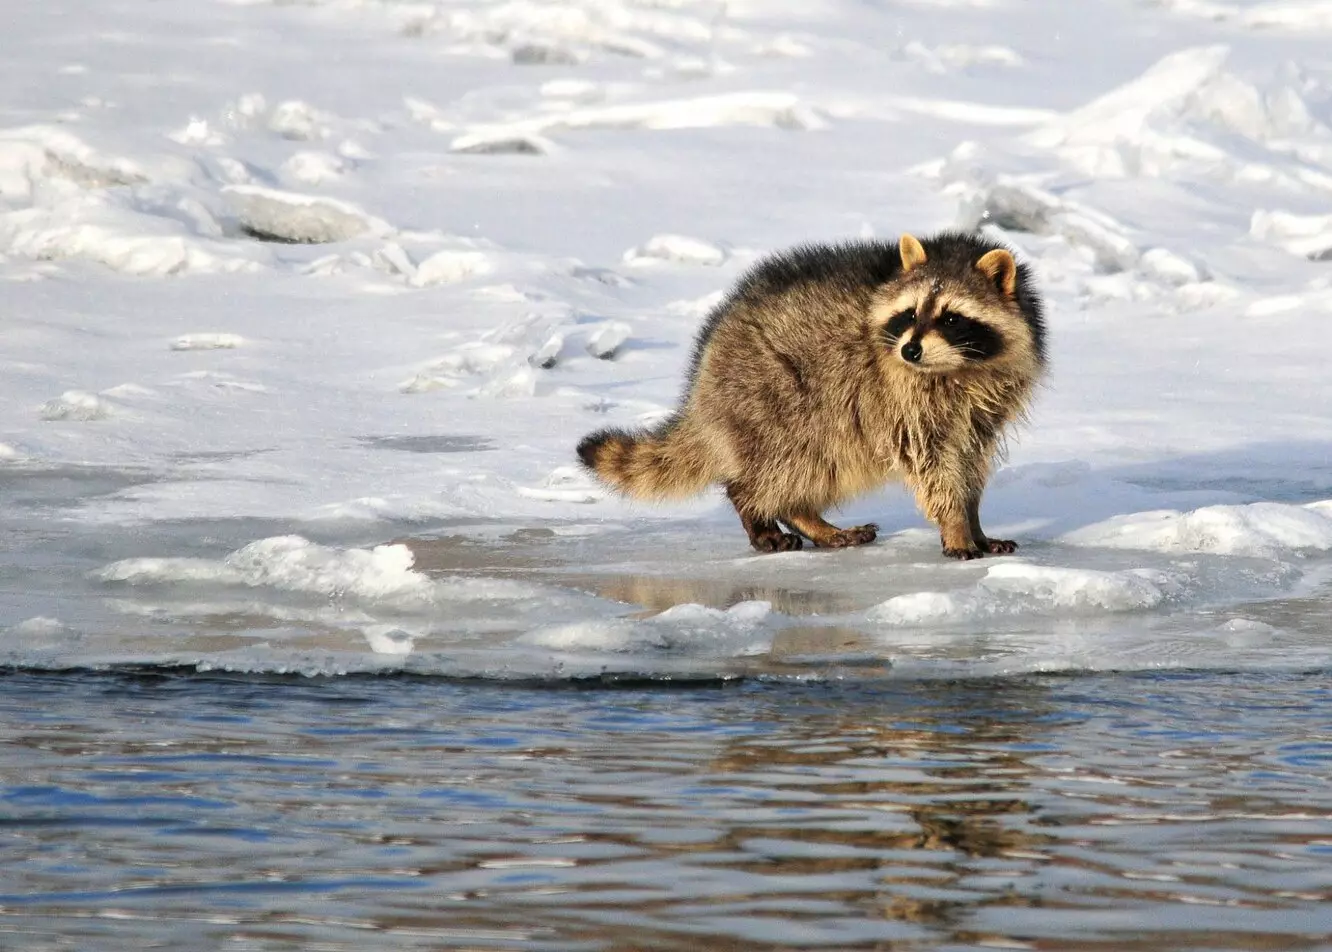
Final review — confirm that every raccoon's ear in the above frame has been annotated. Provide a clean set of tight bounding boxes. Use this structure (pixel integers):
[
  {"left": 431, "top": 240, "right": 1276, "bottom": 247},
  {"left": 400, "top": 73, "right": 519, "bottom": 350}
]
[
  {"left": 899, "top": 233, "right": 928, "bottom": 272},
  {"left": 976, "top": 248, "right": 1017, "bottom": 298}
]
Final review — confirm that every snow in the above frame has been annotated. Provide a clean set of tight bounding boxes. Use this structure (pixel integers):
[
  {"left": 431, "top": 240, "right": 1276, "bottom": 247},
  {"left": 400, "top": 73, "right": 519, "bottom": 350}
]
[
  {"left": 4, "top": 0, "right": 1332, "bottom": 679},
  {"left": 1064, "top": 501, "right": 1332, "bottom": 558},
  {"left": 1251, "top": 209, "right": 1332, "bottom": 260},
  {"left": 522, "top": 600, "right": 772, "bottom": 653},
  {"left": 867, "top": 564, "right": 1180, "bottom": 627},
  {"left": 95, "top": 535, "right": 536, "bottom": 608},
  {"left": 170, "top": 332, "right": 245, "bottom": 351},
  {"left": 38, "top": 390, "right": 115, "bottom": 422},
  {"left": 623, "top": 234, "right": 728, "bottom": 267},
  {"left": 222, "top": 185, "right": 392, "bottom": 244}
]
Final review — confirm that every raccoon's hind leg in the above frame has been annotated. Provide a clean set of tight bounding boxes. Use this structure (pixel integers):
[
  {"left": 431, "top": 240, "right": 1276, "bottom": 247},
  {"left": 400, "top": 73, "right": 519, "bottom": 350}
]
[
  {"left": 783, "top": 511, "right": 878, "bottom": 549},
  {"left": 726, "top": 484, "right": 802, "bottom": 553}
]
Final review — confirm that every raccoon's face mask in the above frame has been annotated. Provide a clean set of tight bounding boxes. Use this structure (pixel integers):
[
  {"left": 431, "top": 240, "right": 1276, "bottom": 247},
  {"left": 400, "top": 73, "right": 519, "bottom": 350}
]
[{"left": 882, "top": 306, "right": 1005, "bottom": 373}]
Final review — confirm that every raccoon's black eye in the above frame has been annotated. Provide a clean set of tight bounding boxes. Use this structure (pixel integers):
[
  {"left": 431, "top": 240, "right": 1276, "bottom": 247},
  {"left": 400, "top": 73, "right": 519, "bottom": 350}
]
[
  {"left": 934, "top": 311, "right": 1004, "bottom": 361},
  {"left": 883, "top": 309, "right": 917, "bottom": 342}
]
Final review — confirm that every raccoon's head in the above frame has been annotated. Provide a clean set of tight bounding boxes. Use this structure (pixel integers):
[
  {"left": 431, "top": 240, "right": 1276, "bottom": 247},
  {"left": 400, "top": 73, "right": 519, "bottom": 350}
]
[{"left": 871, "top": 232, "right": 1044, "bottom": 377}]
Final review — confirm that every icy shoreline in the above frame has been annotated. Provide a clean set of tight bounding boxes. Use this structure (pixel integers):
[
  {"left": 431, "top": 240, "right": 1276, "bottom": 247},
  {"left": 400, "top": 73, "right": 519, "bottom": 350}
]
[{"left": 4, "top": 0, "right": 1332, "bottom": 677}]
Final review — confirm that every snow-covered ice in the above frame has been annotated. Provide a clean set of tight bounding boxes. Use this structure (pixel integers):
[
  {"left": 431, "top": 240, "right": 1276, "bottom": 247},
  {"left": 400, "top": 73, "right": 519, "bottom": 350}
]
[
  {"left": 867, "top": 563, "right": 1182, "bottom": 626},
  {"left": 223, "top": 185, "right": 392, "bottom": 244},
  {"left": 1064, "top": 500, "right": 1332, "bottom": 558},
  {"left": 4, "top": 0, "right": 1332, "bottom": 679}
]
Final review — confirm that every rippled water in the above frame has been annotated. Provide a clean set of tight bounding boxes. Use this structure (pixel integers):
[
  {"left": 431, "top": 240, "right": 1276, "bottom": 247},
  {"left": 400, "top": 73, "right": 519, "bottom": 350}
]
[{"left": 2, "top": 669, "right": 1329, "bottom": 950}]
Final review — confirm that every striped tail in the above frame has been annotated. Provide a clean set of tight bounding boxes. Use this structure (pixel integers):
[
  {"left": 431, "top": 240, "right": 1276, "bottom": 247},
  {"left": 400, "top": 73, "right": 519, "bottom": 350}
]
[{"left": 576, "top": 418, "right": 716, "bottom": 501}]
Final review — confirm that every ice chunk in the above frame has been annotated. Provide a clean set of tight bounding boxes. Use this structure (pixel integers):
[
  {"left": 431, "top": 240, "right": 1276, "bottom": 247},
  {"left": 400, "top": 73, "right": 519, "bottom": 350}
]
[
  {"left": 623, "top": 233, "right": 726, "bottom": 267},
  {"left": 94, "top": 535, "right": 536, "bottom": 608},
  {"left": 903, "top": 41, "right": 1025, "bottom": 73},
  {"left": 586, "top": 321, "right": 631, "bottom": 359},
  {"left": 39, "top": 390, "right": 112, "bottom": 421},
  {"left": 511, "top": 43, "right": 584, "bottom": 66},
  {"left": 1155, "top": 0, "right": 1332, "bottom": 30},
  {"left": 171, "top": 332, "right": 244, "bottom": 351},
  {"left": 529, "top": 332, "right": 564, "bottom": 369},
  {"left": 1064, "top": 501, "right": 1332, "bottom": 558},
  {"left": 521, "top": 619, "right": 636, "bottom": 651},
  {"left": 521, "top": 601, "right": 771, "bottom": 652},
  {"left": 227, "top": 92, "right": 268, "bottom": 125},
  {"left": 1030, "top": 46, "right": 1232, "bottom": 150},
  {"left": 450, "top": 132, "right": 552, "bottom": 156},
  {"left": 1251, "top": 210, "right": 1332, "bottom": 261},
  {"left": 960, "top": 181, "right": 1141, "bottom": 272},
  {"left": 475, "top": 364, "right": 537, "bottom": 398},
  {"left": 267, "top": 100, "right": 329, "bottom": 141},
  {"left": 281, "top": 151, "right": 347, "bottom": 185},
  {"left": 966, "top": 181, "right": 1063, "bottom": 233},
  {"left": 0, "top": 126, "right": 145, "bottom": 198},
  {"left": 223, "top": 185, "right": 390, "bottom": 244},
  {"left": 409, "top": 249, "right": 492, "bottom": 286},
  {"left": 1139, "top": 247, "right": 1203, "bottom": 285},
  {"left": 371, "top": 241, "right": 416, "bottom": 279},
  {"left": 168, "top": 118, "right": 226, "bottom": 147},
  {"left": 1, "top": 201, "right": 251, "bottom": 276},
  {"left": 1028, "top": 44, "right": 1322, "bottom": 185},
  {"left": 452, "top": 92, "right": 822, "bottom": 150},
  {"left": 362, "top": 626, "right": 417, "bottom": 656},
  {"left": 868, "top": 563, "right": 1174, "bottom": 626}
]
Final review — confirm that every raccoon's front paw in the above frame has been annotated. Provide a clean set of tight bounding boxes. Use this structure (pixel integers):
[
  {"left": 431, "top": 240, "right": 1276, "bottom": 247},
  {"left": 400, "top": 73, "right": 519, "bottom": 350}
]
[
  {"left": 942, "top": 545, "right": 984, "bottom": 561},
  {"left": 983, "top": 538, "right": 1018, "bottom": 555},
  {"left": 753, "top": 531, "right": 803, "bottom": 553}
]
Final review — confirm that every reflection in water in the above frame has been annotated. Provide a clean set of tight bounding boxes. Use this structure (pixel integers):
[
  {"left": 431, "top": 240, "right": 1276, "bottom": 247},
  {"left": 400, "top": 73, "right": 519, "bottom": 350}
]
[
  {"left": 1, "top": 672, "right": 1328, "bottom": 951},
  {"left": 701, "top": 678, "right": 1055, "bottom": 942},
  {"left": 401, "top": 525, "right": 877, "bottom": 616},
  {"left": 400, "top": 531, "right": 558, "bottom": 574},
  {"left": 767, "top": 625, "right": 879, "bottom": 660},
  {"left": 567, "top": 573, "right": 864, "bottom": 617}
]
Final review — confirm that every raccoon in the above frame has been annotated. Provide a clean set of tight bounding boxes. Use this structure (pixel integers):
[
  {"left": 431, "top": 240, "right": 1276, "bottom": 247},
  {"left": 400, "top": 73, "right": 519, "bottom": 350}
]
[{"left": 576, "top": 231, "right": 1047, "bottom": 559}]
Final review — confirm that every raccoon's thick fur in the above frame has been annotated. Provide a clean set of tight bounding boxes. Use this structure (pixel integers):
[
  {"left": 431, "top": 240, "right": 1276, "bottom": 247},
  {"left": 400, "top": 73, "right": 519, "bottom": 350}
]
[{"left": 577, "top": 231, "right": 1047, "bottom": 559}]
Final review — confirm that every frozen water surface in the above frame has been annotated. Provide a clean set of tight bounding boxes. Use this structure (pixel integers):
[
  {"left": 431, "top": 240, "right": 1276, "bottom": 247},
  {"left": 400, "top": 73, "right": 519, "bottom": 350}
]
[{"left": 2, "top": 0, "right": 1332, "bottom": 947}]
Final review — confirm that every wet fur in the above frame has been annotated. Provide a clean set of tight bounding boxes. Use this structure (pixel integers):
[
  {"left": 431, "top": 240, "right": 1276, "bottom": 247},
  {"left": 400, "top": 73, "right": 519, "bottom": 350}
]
[{"left": 577, "top": 231, "right": 1047, "bottom": 558}]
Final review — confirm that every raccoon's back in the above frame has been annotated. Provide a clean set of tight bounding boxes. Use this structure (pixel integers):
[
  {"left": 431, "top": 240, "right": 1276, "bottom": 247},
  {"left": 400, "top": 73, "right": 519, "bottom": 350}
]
[
  {"left": 728, "top": 240, "right": 907, "bottom": 303},
  {"left": 685, "top": 240, "right": 905, "bottom": 386},
  {"left": 669, "top": 243, "right": 900, "bottom": 494}
]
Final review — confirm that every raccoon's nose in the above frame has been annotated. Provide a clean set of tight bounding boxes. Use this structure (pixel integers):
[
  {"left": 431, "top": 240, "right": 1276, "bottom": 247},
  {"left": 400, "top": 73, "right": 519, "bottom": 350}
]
[{"left": 901, "top": 340, "right": 923, "bottom": 363}]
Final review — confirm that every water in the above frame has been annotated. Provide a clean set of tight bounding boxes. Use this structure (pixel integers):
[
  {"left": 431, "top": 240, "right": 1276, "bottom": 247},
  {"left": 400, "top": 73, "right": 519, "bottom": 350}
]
[{"left": 2, "top": 669, "right": 1329, "bottom": 951}]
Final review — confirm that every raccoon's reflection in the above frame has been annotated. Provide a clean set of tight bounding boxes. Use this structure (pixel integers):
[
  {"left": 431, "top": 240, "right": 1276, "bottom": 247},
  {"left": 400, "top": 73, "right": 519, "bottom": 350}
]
[
  {"left": 701, "top": 680, "right": 1055, "bottom": 928},
  {"left": 402, "top": 531, "right": 874, "bottom": 617},
  {"left": 574, "top": 573, "right": 865, "bottom": 618}
]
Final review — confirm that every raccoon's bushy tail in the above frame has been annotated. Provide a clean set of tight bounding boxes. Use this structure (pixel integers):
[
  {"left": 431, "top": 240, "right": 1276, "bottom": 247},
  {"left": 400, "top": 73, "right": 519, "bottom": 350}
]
[{"left": 576, "top": 418, "right": 716, "bottom": 501}]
